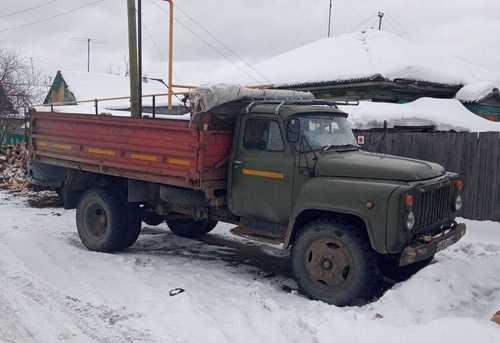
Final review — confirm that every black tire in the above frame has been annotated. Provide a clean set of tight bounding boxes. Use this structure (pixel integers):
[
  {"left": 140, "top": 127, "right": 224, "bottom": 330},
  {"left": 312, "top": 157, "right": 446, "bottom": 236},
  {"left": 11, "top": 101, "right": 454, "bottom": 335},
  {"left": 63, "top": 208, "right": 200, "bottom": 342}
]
[
  {"left": 142, "top": 211, "right": 164, "bottom": 226},
  {"left": 379, "top": 255, "right": 434, "bottom": 282},
  {"left": 165, "top": 217, "right": 217, "bottom": 238},
  {"left": 291, "top": 218, "right": 381, "bottom": 306},
  {"left": 118, "top": 204, "right": 142, "bottom": 250},
  {"left": 76, "top": 189, "right": 138, "bottom": 252}
]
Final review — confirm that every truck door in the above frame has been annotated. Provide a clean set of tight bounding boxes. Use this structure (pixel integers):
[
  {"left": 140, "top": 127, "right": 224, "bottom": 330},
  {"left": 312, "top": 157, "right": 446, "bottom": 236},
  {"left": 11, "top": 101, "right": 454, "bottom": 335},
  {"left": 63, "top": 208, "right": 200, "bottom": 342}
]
[{"left": 230, "top": 115, "right": 294, "bottom": 226}]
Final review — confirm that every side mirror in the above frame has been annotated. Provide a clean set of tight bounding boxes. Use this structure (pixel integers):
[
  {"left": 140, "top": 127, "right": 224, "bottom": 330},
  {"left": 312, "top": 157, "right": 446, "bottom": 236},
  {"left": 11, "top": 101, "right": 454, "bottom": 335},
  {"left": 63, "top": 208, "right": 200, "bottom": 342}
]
[{"left": 287, "top": 118, "right": 301, "bottom": 143}]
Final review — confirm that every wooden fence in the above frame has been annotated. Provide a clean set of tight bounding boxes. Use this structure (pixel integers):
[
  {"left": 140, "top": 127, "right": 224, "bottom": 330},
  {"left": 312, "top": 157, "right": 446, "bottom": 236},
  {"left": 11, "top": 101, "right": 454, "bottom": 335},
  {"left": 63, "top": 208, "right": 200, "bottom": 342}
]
[{"left": 354, "top": 131, "right": 500, "bottom": 221}]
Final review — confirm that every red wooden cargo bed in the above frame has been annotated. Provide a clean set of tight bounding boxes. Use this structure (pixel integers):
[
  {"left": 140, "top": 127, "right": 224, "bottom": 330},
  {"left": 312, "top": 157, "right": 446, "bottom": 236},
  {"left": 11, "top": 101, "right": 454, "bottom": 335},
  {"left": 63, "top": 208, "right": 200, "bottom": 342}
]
[{"left": 29, "top": 111, "right": 233, "bottom": 192}]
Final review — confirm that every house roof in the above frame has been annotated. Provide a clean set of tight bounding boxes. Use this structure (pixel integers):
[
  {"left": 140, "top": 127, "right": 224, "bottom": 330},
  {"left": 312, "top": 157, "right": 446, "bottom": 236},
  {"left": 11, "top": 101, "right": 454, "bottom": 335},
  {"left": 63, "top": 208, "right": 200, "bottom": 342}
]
[
  {"left": 219, "top": 29, "right": 499, "bottom": 88},
  {"left": 455, "top": 81, "right": 500, "bottom": 103},
  {"left": 341, "top": 98, "right": 500, "bottom": 132}
]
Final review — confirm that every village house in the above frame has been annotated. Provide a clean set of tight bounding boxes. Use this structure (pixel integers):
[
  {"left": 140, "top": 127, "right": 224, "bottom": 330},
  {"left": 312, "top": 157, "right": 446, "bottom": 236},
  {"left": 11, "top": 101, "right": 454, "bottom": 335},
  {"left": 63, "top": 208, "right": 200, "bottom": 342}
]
[
  {"left": 0, "top": 85, "right": 25, "bottom": 145},
  {"left": 455, "top": 81, "right": 500, "bottom": 121},
  {"left": 222, "top": 29, "right": 500, "bottom": 124}
]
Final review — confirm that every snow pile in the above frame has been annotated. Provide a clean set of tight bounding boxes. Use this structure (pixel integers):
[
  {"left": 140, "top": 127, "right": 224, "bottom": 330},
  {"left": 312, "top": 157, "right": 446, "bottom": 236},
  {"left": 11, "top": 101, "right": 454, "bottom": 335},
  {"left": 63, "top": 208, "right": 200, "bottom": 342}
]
[
  {"left": 217, "top": 30, "right": 499, "bottom": 87},
  {"left": 456, "top": 81, "right": 499, "bottom": 102},
  {"left": 341, "top": 98, "right": 500, "bottom": 132},
  {"left": 1, "top": 191, "right": 500, "bottom": 342}
]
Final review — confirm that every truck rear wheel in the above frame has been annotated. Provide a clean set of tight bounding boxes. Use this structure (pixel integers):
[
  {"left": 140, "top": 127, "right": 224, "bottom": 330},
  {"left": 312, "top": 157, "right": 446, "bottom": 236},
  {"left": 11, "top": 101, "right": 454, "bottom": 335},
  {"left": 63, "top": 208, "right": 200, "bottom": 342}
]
[
  {"left": 120, "top": 204, "right": 142, "bottom": 250},
  {"left": 291, "top": 218, "right": 381, "bottom": 306},
  {"left": 76, "top": 189, "right": 141, "bottom": 252},
  {"left": 165, "top": 217, "right": 217, "bottom": 238}
]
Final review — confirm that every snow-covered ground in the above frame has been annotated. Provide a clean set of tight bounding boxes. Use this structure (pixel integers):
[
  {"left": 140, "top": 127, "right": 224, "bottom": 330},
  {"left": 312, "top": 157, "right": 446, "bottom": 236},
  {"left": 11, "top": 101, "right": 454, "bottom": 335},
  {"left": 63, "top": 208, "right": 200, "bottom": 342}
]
[{"left": 1, "top": 190, "right": 499, "bottom": 343}]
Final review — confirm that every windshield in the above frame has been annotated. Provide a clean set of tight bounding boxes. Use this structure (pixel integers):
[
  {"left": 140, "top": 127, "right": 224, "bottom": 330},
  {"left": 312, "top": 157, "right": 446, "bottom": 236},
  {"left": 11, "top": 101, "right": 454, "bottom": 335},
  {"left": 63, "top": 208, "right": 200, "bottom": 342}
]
[{"left": 295, "top": 115, "right": 358, "bottom": 152}]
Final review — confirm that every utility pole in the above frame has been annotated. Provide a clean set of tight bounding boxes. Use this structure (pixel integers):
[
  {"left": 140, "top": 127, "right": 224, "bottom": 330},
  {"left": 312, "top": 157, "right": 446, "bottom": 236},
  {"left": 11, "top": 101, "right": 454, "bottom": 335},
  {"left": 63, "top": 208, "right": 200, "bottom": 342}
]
[
  {"left": 164, "top": 0, "right": 174, "bottom": 111},
  {"left": 71, "top": 37, "right": 107, "bottom": 73},
  {"left": 137, "top": 0, "right": 143, "bottom": 116},
  {"left": 328, "top": 0, "right": 333, "bottom": 37},
  {"left": 378, "top": 11, "right": 385, "bottom": 31},
  {"left": 127, "top": 0, "right": 140, "bottom": 117}
]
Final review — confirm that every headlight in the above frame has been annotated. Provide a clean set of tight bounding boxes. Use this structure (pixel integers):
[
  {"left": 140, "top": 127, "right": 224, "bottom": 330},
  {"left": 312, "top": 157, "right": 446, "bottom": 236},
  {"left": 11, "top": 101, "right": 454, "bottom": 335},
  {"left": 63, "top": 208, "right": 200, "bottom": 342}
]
[
  {"left": 455, "top": 195, "right": 463, "bottom": 211},
  {"left": 406, "top": 211, "right": 415, "bottom": 230}
]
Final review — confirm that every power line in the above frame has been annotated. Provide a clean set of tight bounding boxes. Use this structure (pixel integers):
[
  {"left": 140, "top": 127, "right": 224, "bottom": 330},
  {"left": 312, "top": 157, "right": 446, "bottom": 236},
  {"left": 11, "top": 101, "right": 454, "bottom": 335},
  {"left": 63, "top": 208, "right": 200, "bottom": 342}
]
[
  {"left": 141, "top": 21, "right": 166, "bottom": 61},
  {"left": 0, "top": 0, "right": 58, "bottom": 19},
  {"left": 173, "top": 2, "right": 270, "bottom": 83},
  {"left": 147, "top": 0, "right": 262, "bottom": 84},
  {"left": 350, "top": 14, "right": 377, "bottom": 32},
  {"left": 384, "top": 19, "right": 405, "bottom": 38},
  {"left": 384, "top": 14, "right": 412, "bottom": 39},
  {"left": 0, "top": 0, "right": 107, "bottom": 34}
]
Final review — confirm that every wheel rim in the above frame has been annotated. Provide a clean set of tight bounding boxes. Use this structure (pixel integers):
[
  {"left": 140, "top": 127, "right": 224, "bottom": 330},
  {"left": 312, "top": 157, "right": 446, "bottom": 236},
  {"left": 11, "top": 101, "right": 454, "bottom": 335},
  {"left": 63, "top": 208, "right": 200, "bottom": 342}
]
[
  {"left": 305, "top": 237, "right": 354, "bottom": 288},
  {"left": 84, "top": 202, "right": 108, "bottom": 239}
]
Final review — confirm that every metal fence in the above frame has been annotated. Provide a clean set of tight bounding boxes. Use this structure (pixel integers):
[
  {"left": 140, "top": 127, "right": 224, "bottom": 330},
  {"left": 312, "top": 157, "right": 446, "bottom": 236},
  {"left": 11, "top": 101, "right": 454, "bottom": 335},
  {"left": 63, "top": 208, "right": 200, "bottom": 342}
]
[
  {"left": 354, "top": 131, "right": 500, "bottom": 221},
  {"left": 2, "top": 133, "right": 25, "bottom": 146}
]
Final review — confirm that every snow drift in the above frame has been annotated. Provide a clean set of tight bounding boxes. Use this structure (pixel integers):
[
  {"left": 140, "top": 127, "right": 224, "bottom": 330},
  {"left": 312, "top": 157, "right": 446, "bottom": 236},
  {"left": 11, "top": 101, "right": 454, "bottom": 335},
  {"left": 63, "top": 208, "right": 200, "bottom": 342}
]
[{"left": 340, "top": 98, "right": 500, "bottom": 132}]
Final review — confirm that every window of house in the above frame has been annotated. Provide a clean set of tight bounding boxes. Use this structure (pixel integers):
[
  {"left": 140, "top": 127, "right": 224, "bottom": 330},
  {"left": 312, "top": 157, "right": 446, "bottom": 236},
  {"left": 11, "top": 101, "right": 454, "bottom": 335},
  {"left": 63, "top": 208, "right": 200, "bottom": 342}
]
[{"left": 243, "top": 119, "right": 285, "bottom": 152}]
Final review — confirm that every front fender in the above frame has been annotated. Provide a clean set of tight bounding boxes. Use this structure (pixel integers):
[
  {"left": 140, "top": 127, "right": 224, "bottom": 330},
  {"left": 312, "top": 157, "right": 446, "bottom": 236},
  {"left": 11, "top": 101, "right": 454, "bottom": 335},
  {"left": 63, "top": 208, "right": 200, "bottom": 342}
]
[{"left": 285, "top": 177, "right": 401, "bottom": 253}]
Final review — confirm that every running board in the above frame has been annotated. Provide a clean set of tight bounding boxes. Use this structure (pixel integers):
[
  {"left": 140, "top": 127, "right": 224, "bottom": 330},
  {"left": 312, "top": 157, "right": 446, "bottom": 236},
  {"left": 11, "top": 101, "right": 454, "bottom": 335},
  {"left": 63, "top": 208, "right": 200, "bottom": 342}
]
[{"left": 230, "top": 226, "right": 284, "bottom": 245}]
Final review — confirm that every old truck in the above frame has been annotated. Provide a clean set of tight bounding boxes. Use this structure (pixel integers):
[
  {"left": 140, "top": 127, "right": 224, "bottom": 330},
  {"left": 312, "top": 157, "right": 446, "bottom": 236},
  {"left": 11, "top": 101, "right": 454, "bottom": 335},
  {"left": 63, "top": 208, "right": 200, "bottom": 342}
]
[{"left": 28, "top": 86, "right": 466, "bottom": 306}]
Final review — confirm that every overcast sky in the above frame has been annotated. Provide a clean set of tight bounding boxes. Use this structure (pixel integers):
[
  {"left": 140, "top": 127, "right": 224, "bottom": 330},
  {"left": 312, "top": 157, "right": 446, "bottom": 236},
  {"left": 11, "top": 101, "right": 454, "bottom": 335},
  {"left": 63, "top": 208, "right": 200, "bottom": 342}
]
[{"left": 1, "top": 0, "right": 499, "bottom": 85}]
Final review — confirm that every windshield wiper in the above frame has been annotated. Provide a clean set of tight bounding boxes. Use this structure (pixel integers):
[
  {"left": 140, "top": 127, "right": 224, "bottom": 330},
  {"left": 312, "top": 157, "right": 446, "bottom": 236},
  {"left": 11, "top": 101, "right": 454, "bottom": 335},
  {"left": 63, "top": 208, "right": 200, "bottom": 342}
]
[{"left": 321, "top": 144, "right": 360, "bottom": 153}]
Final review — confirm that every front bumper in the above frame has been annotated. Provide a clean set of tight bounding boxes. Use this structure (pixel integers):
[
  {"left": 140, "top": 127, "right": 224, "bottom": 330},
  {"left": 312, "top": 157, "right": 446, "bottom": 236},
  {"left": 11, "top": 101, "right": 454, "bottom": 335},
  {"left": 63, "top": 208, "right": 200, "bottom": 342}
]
[{"left": 399, "top": 222, "right": 466, "bottom": 266}]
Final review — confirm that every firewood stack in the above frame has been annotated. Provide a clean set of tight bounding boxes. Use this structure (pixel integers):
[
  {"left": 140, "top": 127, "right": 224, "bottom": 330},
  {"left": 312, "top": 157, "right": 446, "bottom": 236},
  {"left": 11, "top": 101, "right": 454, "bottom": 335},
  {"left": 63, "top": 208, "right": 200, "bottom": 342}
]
[{"left": 0, "top": 144, "right": 30, "bottom": 192}]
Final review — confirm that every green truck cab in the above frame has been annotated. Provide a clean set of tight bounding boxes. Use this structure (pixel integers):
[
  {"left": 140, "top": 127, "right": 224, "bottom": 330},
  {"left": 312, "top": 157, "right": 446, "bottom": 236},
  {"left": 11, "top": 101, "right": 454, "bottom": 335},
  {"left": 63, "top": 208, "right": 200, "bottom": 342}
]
[
  {"left": 226, "top": 100, "right": 465, "bottom": 305},
  {"left": 28, "top": 96, "right": 466, "bottom": 306}
]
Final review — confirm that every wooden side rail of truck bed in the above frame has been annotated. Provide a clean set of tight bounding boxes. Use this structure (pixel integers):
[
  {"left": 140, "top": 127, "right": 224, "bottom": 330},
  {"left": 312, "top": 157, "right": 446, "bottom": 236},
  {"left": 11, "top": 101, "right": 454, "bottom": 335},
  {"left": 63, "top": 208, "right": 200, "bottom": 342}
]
[{"left": 29, "top": 111, "right": 233, "bottom": 197}]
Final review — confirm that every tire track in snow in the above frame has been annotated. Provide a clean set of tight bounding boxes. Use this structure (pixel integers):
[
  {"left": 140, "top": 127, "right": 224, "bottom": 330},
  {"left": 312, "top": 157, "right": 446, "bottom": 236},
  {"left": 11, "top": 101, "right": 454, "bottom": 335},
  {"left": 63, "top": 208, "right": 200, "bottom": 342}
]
[{"left": 0, "top": 245, "right": 157, "bottom": 343}]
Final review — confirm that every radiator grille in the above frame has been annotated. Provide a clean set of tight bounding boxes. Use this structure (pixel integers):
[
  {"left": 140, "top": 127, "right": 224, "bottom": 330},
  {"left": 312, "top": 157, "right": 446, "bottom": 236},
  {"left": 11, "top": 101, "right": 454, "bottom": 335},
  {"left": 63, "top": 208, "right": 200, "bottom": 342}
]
[{"left": 416, "top": 184, "right": 452, "bottom": 229}]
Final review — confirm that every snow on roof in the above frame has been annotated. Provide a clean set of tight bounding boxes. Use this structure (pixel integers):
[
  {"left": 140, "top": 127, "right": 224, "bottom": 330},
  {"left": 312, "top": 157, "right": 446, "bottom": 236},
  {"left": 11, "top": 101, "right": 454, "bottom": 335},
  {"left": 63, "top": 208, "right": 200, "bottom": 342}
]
[
  {"left": 224, "top": 30, "right": 498, "bottom": 87},
  {"left": 455, "top": 81, "right": 500, "bottom": 102},
  {"left": 340, "top": 98, "right": 500, "bottom": 132},
  {"left": 58, "top": 70, "right": 184, "bottom": 108}
]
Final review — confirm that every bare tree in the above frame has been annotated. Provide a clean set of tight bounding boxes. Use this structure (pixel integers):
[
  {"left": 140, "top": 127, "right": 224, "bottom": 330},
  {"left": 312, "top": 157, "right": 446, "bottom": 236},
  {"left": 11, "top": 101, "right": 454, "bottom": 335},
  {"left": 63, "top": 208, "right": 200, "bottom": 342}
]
[{"left": 0, "top": 47, "right": 44, "bottom": 145}]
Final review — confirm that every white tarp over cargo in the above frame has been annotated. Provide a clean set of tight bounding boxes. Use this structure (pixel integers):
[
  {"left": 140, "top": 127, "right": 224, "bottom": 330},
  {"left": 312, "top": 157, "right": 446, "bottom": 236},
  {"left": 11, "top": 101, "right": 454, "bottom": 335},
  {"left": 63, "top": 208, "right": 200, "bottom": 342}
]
[{"left": 189, "top": 84, "right": 314, "bottom": 114}]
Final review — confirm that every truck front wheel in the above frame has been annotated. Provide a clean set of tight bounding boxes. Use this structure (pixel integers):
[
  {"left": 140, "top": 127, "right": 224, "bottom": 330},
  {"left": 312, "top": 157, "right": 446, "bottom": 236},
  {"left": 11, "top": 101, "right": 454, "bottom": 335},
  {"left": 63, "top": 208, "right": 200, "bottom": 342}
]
[
  {"left": 291, "top": 218, "right": 381, "bottom": 306},
  {"left": 165, "top": 217, "right": 217, "bottom": 238},
  {"left": 378, "top": 255, "right": 434, "bottom": 282},
  {"left": 76, "top": 189, "right": 141, "bottom": 252}
]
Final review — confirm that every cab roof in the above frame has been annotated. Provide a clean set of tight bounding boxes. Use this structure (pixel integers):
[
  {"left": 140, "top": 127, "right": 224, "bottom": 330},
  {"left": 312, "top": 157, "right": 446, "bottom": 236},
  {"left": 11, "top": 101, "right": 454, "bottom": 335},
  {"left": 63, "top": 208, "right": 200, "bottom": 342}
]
[
  {"left": 247, "top": 100, "right": 350, "bottom": 119},
  {"left": 207, "top": 99, "right": 353, "bottom": 122}
]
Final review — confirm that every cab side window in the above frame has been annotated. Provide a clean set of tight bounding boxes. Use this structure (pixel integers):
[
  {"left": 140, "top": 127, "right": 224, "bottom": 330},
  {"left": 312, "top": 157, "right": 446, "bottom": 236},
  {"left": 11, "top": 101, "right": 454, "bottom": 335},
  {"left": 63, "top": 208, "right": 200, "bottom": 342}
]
[{"left": 244, "top": 119, "right": 284, "bottom": 152}]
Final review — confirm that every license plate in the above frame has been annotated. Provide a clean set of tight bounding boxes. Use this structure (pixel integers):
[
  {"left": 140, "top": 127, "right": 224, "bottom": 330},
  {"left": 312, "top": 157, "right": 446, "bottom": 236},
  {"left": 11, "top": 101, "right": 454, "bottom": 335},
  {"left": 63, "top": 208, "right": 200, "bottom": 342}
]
[{"left": 436, "top": 236, "right": 456, "bottom": 252}]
